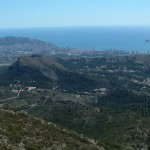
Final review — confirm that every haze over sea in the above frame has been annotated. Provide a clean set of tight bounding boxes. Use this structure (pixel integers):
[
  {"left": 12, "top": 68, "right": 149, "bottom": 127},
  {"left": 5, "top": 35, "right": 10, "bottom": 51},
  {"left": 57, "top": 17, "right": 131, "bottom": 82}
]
[{"left": 0, "top": 26, "right": 150, "bottom": 53}]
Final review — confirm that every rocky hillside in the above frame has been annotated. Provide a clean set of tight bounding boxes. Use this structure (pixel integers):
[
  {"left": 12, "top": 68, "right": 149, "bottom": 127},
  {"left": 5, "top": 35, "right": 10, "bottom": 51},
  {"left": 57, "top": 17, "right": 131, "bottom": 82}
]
[{"left": 0, "top": 107, "right": 102, "bottom": 150}]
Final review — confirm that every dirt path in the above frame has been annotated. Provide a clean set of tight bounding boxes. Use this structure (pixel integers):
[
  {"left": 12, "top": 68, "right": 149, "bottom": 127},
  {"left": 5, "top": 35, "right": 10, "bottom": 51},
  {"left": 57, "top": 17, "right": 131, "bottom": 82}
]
[
  {"left": 136, "top": 120, "right": 142, "bottom": 134},
  {"left": 0, "top": 87, "right": 22, "bottom": 102},
  {"left": 83, "top": 116, "right": 89, "bottom": 132},
  {"left": 0, "top": 97, "right": 16, "bottom": 102},
  {"left": 0, "top": 64, "right": 11, "bottom": 67}
]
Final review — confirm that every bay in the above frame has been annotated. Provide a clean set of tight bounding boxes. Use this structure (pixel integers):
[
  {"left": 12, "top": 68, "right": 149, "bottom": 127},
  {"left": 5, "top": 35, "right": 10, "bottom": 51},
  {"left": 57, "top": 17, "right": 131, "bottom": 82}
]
[{"left": 0, "top": 26, "right": 150, "bottom": 53}]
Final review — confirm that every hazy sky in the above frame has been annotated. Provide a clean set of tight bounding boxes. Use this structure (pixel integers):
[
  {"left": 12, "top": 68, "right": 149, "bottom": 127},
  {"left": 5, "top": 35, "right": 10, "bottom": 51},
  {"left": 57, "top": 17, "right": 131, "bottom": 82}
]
[{"left": 0, "top": 0, "right": 150, "bottom": 28}]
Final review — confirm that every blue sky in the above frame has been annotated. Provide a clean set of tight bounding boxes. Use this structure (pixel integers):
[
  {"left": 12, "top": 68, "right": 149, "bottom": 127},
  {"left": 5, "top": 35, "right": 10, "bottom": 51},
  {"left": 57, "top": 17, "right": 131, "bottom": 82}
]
[{"left": 0, "top": 0, "right": 150, "bottom": 28}]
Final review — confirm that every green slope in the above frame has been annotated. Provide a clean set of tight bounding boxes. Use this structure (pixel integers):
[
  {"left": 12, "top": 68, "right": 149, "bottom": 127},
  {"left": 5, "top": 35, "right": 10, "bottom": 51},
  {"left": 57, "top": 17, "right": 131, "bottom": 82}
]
[{"left": 0, "top": 107, "right": 102, "bottom": 150}]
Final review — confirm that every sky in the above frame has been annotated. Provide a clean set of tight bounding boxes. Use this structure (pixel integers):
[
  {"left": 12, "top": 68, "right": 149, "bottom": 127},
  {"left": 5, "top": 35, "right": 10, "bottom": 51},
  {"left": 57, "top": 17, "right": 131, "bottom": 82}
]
[{"left": 0, "top": 0, "right": 150, "bottom": 28}]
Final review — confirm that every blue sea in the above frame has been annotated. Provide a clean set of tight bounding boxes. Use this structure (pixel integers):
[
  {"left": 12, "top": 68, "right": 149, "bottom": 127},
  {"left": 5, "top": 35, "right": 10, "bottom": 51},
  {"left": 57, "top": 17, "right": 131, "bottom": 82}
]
[{"left": 0, "top": 26, "right": 150, "bottom": 53}]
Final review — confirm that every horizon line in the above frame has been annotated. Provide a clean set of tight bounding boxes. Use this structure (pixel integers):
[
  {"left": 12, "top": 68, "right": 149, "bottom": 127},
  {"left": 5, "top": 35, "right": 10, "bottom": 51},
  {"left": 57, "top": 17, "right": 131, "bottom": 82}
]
[{"left": 1, "top": 25, "right": 150, "bottom": 29}]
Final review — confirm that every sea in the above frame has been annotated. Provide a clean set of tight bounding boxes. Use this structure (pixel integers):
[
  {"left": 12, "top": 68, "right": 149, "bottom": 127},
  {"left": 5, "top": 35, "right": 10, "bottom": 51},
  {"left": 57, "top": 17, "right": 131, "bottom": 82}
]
[{"left": 0, "top": 26, "right": 150, "bottom": 53}]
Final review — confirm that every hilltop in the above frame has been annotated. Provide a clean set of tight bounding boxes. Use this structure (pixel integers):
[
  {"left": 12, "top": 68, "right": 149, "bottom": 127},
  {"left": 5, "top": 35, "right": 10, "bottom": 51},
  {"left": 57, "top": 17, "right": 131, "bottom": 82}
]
[{"left": 0, "top": 55, "right": 99, "bottom": 92}]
